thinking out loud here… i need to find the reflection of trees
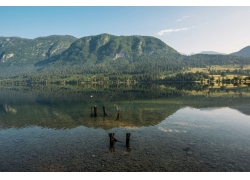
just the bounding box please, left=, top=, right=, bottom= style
left=0, top=100, right=179, bottom=130
left=172, top=83, right=209, bottom=92
left=1, top=83, right=250, bottom=129
left=1, top=83, right=250, bottom=103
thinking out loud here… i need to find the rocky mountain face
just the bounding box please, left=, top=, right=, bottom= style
left=0, top=35, right=77, bottom=64
left=0, top=34, right=182, bottom=78
left=0, top=34, right=180, bottom=67
left=55, top=33, right=179, bottom=64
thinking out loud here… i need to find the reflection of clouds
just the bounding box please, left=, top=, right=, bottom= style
left=158, top=126, right=185, bottom=133
left=3, top=104, right=17, bottom=114
left=171, top=122, right=211, bottom=128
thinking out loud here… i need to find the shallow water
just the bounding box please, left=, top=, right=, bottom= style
left=0, top=84, right=250, bottom=171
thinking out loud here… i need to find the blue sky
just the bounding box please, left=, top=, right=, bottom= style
left=1, top=2, right=250, bottom=54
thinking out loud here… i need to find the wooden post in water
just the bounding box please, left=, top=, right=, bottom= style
left=109, top=133, right=116, bottom=152
left=94, top=106, right=97, bottom=117
left=126, top=133, right=131, bottom=151
left=116, top=112, right=120, bottom=121
left=103, top=106, right=107, bottom=116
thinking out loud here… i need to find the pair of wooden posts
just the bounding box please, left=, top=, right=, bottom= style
left=91, top=105, right=120, bottom=120
left=108, top=133, right=131, bottom=152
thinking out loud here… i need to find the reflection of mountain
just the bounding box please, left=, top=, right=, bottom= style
left=232, top=104, right=250, bottom=116
left=198, top=107, right=221, bottom=111
left=1, top=84, right=250, bottom=129
left=0, top=100, right=179, bottom=130
left=186, top=106, right=250, bottom=118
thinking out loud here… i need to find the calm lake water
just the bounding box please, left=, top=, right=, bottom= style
left=1, top=83, right=250, bottom=172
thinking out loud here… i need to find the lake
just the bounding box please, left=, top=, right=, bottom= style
left=1, top=83, right=250, bottom=172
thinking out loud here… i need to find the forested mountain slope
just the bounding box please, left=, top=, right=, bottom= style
left=231, top=46, right=250, bottom=58
left=1, top=34, right=250, bottom=81
left=0, top=35, right=77, bottom=65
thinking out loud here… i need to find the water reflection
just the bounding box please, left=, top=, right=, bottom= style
left=0, top=106, right=250, bottom=172
left=0, top=83, right=250, bottom=130
left=0, top=83, right=250, bottom=171
left=3, top=103, right=17, bottom=114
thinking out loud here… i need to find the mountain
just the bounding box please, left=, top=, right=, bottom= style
left=1, top=33, right=250, bottom=81
left=0, top=34, right=183, bottom=79
left=0, top=35, right=77, bottom=65
left=180, top=51, right=225, bottom=56
left=51, top=33, right=179, bottom=65
left=180, top=52, right=196, bottom=56
left=179, top=52, right=189, bottom=56
left=0, top=33, right=179, bottom=67
left=198, top=51, right=226, bottom=55
left=231, top=46, right=250, bottom=58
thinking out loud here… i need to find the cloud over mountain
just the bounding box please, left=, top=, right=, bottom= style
left=158, top=26, right=194, bottom=35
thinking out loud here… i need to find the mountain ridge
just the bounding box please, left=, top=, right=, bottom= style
left=231, top=46, right=250, bottom=58
left=0, top=33, right=180, bottom=67
left=0, top=35, right=77, bottom=64
left=55, top=33, right=179, bottom=64
left=198, top=51, right=226, bottom=55
left=0, top=34, right=250, bottom=80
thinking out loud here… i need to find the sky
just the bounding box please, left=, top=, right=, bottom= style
left=1, top=1, right=250, bottom=55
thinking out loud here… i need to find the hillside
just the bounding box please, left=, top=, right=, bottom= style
left=42, top=33, right=179, bottom=65
left=0, top=35, right=77, bottom=65
left=231, top=46, right=250, bottom=58
left=0, top=34, right=183, bottom=80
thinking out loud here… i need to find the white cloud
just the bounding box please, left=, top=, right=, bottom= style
left=158, top=27, right=191, bottom=35
left=176, top=15, right=190, bottom=22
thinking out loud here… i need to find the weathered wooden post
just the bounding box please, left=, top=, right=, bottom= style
left=94, top=106, right=97, bottom=117
left=126, top=133, right=131, bottom=151
left=103, top=105, right=107, bottom=116
left=109, top=133, right=117, bottom=152
left=116, top=112, right=120, bottom=121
